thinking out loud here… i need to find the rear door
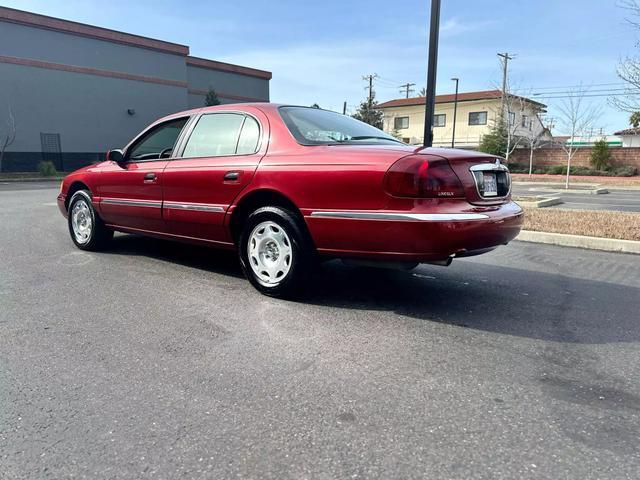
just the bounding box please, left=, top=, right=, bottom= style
left=97, top=116, right=190, bottom=232
left=161, top=110, right=267, bottom=242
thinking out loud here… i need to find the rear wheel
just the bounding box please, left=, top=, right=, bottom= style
left=239, top=206, right=312, bottom=298
left=67, top=190, right=113, bottom=251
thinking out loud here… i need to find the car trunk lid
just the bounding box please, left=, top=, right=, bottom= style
left=414, top=147, right=511, bottom=205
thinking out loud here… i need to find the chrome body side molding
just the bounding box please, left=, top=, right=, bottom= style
left=101, top=198, right=162, bottom=208
left=163, top=202, right=225, bottom=213
left=309, top=211, right=490, bottom=221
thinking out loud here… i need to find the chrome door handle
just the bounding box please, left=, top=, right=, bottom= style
left=144, top=173, right=157, bottom=182
left=224, top=171, right=240, bottom=181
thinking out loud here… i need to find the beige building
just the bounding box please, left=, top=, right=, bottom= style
left=377, top=90, right=547, bottom=148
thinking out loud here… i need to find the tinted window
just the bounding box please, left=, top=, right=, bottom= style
left=469, top=112, right=488, bottom=126
left=128, top=118, right=188, bottom=161
left=236, top=116, right=260, bottom=154
left=394, top=116, right=409, bottom=130
left=182, top=113, right=245, bottom=158
left=279, top=106, right=400, bottom=145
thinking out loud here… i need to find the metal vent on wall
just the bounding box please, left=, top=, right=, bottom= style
left=40, top=133, right=63, bottom=170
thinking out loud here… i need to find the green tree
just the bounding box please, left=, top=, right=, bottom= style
left=478, top=120, right=508, bottom=157
left=204, top=88, right=221, bottom=106
left=352, top=92, right=383, bottom=129
left=590, top=138, right=611, bottom=170
left=630, top=111, right=640, bottom=127
left=310, top=103, right=321, bottom=109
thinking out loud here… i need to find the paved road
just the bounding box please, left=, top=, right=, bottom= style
left=1, top=184, right=640, bottom=479
left=512, top=183, right=640, bottom=213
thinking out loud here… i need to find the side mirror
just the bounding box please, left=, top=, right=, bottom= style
left=107, top=149, right=125, bottom=166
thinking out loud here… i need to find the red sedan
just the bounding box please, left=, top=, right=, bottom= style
left=58, top=104, right=523, bottom=297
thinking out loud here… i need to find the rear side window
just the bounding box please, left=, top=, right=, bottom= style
left=182, top=113, right=246, bottom=158
left=236, top=116, right=260, bottom=154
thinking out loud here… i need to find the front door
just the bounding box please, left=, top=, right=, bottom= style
left=96, top=117, right=189, bottom=232
left=161, top=110, right=267, bottom=243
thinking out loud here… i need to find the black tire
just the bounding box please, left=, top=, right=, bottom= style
left=238, top=206, right=313, bottom=298
left=67, top=190, right=113, bottom=251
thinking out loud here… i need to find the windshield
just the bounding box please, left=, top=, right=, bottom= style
left=279, top=106, right=401, bottom=145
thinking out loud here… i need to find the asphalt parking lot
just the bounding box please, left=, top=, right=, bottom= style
left=1, top=183, right=640, bottom=479
left=512, top=182, right=640, bottom=213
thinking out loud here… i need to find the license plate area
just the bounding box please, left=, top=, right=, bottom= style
left=483, top=172, right=498, bottom=197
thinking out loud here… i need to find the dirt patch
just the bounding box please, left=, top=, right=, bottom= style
left=523, top=208, right=640, bottom=241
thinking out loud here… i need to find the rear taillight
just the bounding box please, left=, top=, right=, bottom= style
left=384, top=155, right=465, bottom=198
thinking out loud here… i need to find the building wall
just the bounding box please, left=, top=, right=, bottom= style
left=381, top=98, right=545, bottom=148
left=509, top=146, right=640, bottom=170
left=0, top=21, right=187, bottom=82
left=186, top=64, right=270, bottom=108
left=0, top=7, right=271, bottom=172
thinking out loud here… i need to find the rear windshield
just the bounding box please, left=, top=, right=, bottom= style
left=279, top=106, right=401, bottom=146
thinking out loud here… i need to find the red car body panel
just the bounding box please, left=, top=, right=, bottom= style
left=58, top=103, right=524, bottom=262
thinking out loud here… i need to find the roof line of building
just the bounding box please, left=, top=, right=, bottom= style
left=0, top=7, right=274, bottom=80
left=377, top=90, right=547, bottom=109
left=186, top=56, right=272, bottom=80
left=0, top=6, right=190, bottom=56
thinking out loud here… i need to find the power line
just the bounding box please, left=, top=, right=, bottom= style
left=512, top=82, right=626, bottom=92
left=533, top=92, right=640, bottom=100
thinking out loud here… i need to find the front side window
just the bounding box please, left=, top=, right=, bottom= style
left=128, top=118, right=188, bottom=161
left=279, top=106, right=400, bottom=145
left=469, top=111, right=488, bottom=126
left=394, top=116, right=409, bottom=130
left=182, top=113, right=247, bottom=158
left=434, top=114, right=446, bottom=127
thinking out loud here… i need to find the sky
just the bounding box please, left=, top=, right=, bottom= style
left=3, top=0, right=638, bottom=134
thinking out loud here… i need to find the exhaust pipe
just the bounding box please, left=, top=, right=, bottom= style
left=422, top=257, right=453, bottom=267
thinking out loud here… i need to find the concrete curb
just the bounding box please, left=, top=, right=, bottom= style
left=515, top=197, right=563, bottom=208
left=516, top=230, right=640, bottom=254
left=0, top=177, right=63, bottom=183
left=513, top=181, right=640, bottom=191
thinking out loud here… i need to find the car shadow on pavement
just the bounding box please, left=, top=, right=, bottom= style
left=299, top=260, right=640, bottom=345
left=101, top=233, right=637, bottom=344
left=103, top=233, right=245, bottom=279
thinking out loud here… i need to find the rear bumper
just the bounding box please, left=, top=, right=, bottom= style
left=305, top=201, right=524, bottom=262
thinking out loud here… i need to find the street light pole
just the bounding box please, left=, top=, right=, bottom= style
left=451, top=77, right=459, bottom=148
left=423, top=0, right=441, bottom=147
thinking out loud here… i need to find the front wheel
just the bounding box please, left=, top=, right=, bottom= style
left=238, top=206, right=313, bottom=298
left=67, top=190, right=113, bottom=251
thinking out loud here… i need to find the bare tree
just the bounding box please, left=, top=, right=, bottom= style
left=556, top=86, right=601, bottom=188
left=0, top=105, right=16, bottom=173
left=523, top=126, right=545, bottom=177
left=611, top=1, right=640, bottom=112
left=503, top=93, right=528, bottom=161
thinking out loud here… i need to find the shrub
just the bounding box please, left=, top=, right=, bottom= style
left=590, top=139, right=612, bottom=170
left=38, top=161, right=57, bottom=177
left=504, top=162, right=528, bottom=173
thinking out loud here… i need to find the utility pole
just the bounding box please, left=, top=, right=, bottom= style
left=451, top=77, right=459, bottom=148
left=343, top=101, right=347, bottom=115
left=363, top=74, right=378, bottom=105
left=399, top=82, right=416, bottom=99
left=423, top=0, right=441, bottom=147
left=497, top=52, right=514, bottom=122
